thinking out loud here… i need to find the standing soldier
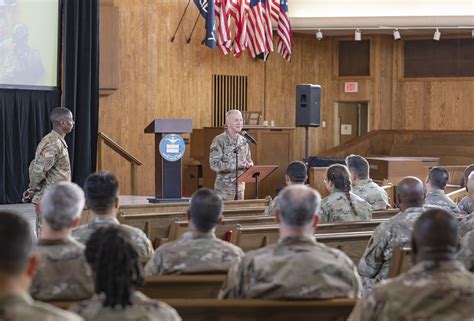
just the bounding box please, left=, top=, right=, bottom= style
left=209, top=110, right=253, bottom=200
left=22, top=107, right=74, bottom=236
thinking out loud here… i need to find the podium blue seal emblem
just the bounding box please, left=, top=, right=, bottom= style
left=159, top=134, right=185, bottom=162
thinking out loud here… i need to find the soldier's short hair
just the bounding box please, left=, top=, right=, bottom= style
left=413, top=208, right=458, bottom=252
left=428, top=166, right=449, bottom=190
left=41, top=182, right=85, bottom=231
left=277, top=185, right=321, bottom=227
left=286, top=161, right=307, bottom=183
left=345, top=155, right=369, bottom=180
left=50, top=107, right=72, bottom=123
left=189, top=188, right=223, bottom=233
left=225, top=109, right=242, bottom=124
left=84, top=171, right=119, bottom=214
left=0, top=211, right=33, bottom=275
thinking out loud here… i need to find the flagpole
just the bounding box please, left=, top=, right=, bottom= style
left=170, top=0, right=192, bottom=42
left=186, top=13, right=201, bottom=44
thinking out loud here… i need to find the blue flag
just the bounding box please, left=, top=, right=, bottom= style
left=193, top=0, right=216, bottom=49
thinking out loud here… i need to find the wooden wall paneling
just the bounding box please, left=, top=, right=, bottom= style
left=99, top=0, right=120, bottom=94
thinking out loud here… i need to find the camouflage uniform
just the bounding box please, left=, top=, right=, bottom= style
left=458, top=213, right=474, bottom=239
left=458, top=196, right=474, bottom=215
left=349, top=260, right=474, bottom=321
left=144, top=230, right=244, bottom=275
left=263, top=195, right=278, bottom=216
left=209, top=131, right=252, bottom=201
left=0, top=293, right=83, bottom=321
left=72, top=217, right=154, bottom=258
left=218, top=236, right=362, bottom=299
left=28, top=130, right=71, bottom=204
left=457, top=231, right=474, bottom=272
left=30, top=237, right=94, bottom=301
left=358, top=206, right=425, bottom=293
left=352, top=179, right=389, bottom=210
left=69, top=291, right=181, bottom=321
left=320, top=189, right=372, bottom=223
left=425, top=189, right=460, bottom=215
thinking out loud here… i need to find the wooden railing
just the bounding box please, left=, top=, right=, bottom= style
left=97, top=132, right=142, bottom=195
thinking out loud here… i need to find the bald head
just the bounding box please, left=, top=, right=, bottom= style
left=396, top=176, right=425, bottom=210
left=277, top=185, right=321, bottom=228
left=467, top=172, right=474, bottom=194
left=412, top=208, right=458, bottom=262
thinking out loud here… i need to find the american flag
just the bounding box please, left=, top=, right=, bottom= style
left=228, top=0, right=249, bottom=57
left=246, top=0, right=273, bottom=58
left=276, top=0, right=293, bottom=61
left=215, top=0, right=232, bottom=55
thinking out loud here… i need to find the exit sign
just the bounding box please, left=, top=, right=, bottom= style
left=344, top=82, right=358, bottom=93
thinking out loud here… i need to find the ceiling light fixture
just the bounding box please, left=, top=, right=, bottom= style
left=393, top=28, right=401, bottom=40
left=433, top=28, right=441, bottom=41
left=316, top=29, right=323, bottom=40
left=355, top=28, right=361, bottom=41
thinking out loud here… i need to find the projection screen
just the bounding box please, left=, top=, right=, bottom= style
left=0, top=0, right=60, bottom=89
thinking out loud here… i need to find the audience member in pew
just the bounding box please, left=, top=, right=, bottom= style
left=458, top=171, right=474, bottom=216
left=72, top=171, right=153, bottom=258
left=0, top=210, right=83, bottom=321
left=218, top=185, right=362, bottom=299
left=345, top=155, right=389, bottom=210
left=320, top=164, right=372, bottom=223
left=457, top=230, right=474, bottom=272
left=144, top=188, right=244, bottom=275
left=209, top=109, right=254, bottom=201
left=349, top=208, right=474, bottom=321
left=70, top=226, right=181, bottom=321
left=460, top=164, right=474, bottom=189
left=263, top=160, right=308, bottom=216
left=424, top=166, right=460, bottom=215
left=30, top=182, right=94, bottom=301
left=358, top=177, right=426, bottom=293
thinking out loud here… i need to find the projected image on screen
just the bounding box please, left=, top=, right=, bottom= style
left=0, top=0, right=59, bottom=88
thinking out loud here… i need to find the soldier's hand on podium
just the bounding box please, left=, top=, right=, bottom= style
left=238, top=160, right=252, bottom=169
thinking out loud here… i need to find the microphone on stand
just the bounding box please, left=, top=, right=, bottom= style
left=241, top=131, right=257, bottom=145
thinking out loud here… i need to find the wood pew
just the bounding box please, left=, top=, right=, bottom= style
left=386, top=246, right=413, bottom=278
left=372, top=209, right=399, bottom=219
left=168, top=216, right=277, bottom=242
left=447, top=187, right=467, bottom=204
left=232, top=224, right=373, bottom=263
left=119, top=207, right=267, bottom=247
left=142, top=275, right=226, bottom=299
left=51, top=298, right=357, bottom=321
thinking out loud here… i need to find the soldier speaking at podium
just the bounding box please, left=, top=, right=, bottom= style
left=209, top=110, right=254, bottom=200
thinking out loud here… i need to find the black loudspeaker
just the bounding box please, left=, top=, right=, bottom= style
left=295, top=84, right=321, bottom=127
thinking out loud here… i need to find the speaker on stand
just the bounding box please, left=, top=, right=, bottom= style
left=295, top=84, right=321, bottom=166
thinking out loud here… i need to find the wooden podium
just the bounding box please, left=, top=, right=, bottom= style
left=145, top=119, right=192, bottom=203
left=238, top=165, right=278, bottom=199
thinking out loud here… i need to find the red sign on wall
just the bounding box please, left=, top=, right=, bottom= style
left=344, top=82, right=358, bottom=93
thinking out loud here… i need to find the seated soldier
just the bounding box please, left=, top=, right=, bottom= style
left=345, top=155, right=389, bottom=210
left=72, top=171, right=153, bottom=258
left=457, top=230, right=474, bottom=272
left=349, top=209, right=474, bottom=320
left=218, top=185, right=362, bottom=299
left=264, top=160, right=308, bottom=216
left=0, top=210, right=82, bottom=321
left=31, top=182, right=94, bottom=301
left=69, top=226, right=181, bottom=321
left=320, top=164, right=372, bottom=223
left=458, top=173, right=474, bottom=238
left=424, top=166, right=460, bottom=215
left=145, top=188, right=244, bottom=275
left=459, top=171, right=474, bottom=216
left=358, top=177, right=426, bottom=293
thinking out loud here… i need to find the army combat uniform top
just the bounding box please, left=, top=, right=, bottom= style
left=0, top=292, right=83, bottom=321
left=218, top=235, right=362, bottom=299
left=209, top=131, right=252, bottom=201
left=72, top=217, right=154, bottom=258
left=352, top=179, right=389, bottom=210
left=349, top=260, right=474, bottom=321
left=358, top=206, right=425, bottom=293
left=30, top=237, right=94, bottom=301
left=458, top=196, right=474, bottom=215
left=144, top=230, right=244, bottom=275
left=28, top=130, right=71, bottom=204
left=458, top=213, right=474, bottom=239
left=320, top=189, right=372, bottom=223
left=69, top=291, right=181, bottom=321
left=425, top=189, right=460, bottom=215
left=263, top=195, right=279, bottom=216
left=457, top=230, right=474, bottom=272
